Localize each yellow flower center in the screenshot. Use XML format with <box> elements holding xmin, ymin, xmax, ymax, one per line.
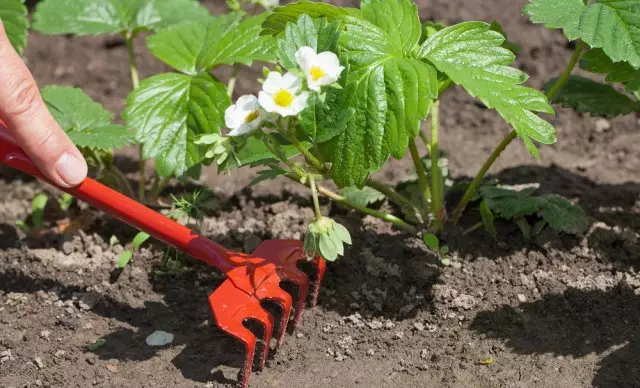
<box><xmin>310</xmin><ymin>66</ymin><xmax>325</xmax><ymax>81</ymax></box>
<box><xmin>244</xmin><ymin>110</ymin><xmax>260</xmax><ymax>123</ymax></box>
<box><xmin>274</xmin><ymin>89</ymin><xmax>294</xmax><ymax>107</ymax></box>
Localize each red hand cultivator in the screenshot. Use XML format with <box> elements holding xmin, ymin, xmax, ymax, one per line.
<box><xmin>0</xmin><ymin>122</ymin><xmax>326</xmax><ymax>387</ymax></box>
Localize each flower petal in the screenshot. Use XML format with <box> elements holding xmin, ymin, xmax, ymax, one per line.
<box><xmin>258</xmin><ymin>91</ymin><xmax>278</xmax><ymax>114</ymax></box>
<box><xmin>295</xmin><ymin>46</ymin><xmax>317</xmax><ymax>73</ymax></box>
<box><xmin>227</xmin><ymin>123</ymin><xmax>256</xmax><ymax>137</ymax></box>
<box><xmin>236</xmin><ymin>95</ymin><xmax>259</xmax><ymax>110</ymax></box>
<box><xmin>282</xmin><ymin>72</ymin><xmax>302</xmax><ymax>93</ymax></box>
<box><xmin>263</xmin><ymin>72</ymin><xmax>284</xmax><ymax>94</ymax></box>
<box><xmin>225</xmin><ymin>105</ymin><xmax>243</xmax><ymax>129</ymax></box>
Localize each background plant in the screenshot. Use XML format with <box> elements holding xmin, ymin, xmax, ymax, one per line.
<box><xmin>5</xmin><ymin>0</ymin><xmax>623</xmax><ymax>264</ymax></box>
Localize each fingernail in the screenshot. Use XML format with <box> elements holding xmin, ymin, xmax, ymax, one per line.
<box><xmin>55</xmin><ymin>153</ymin><xmax>87</xmax><ymax>186</ymax></box>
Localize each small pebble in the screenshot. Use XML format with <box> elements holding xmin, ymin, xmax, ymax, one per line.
<box><xmin>33</xmin><ymin>357</ymin><xmax>44</xmax><ymax>369</ymax></box>
<box><xmin>517</xmin><ymin>294</ymin><xmax>527</xmax><ymax>303</ymax></box>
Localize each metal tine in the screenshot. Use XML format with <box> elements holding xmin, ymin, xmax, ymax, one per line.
<box><xmin>209</xmin><ymin>280</ymin><xmax>274</xmax><ymax>388</ymax></box>
<box><xmin>254</xmin><ymin>285</ymin><xmax>292</xmax><ymax>348</ymax></box>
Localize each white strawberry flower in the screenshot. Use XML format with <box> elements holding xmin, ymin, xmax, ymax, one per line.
<box><xmin>295</xmin><ymin>46</ymin><xmax>345</xmax><ymax>92</ymax></box>
<box><xmin>224</xmin><ymin>95</ymin><xmax>268</xmax><ymax>137</ymax></box>
<box><xmin>258</xmin><ymin>72</ymin><xmax>309</xmax><ymax>117</ymax></box>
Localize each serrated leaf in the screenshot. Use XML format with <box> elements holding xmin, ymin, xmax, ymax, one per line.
<box><xmin>33</xmin><ymin>0</ymin><xmax>210</xmax><ymax>36</ymax></box>
<box><xmin>524</xmin><ymin>0</ymin><xmax>587</xmax><ymax>40</ymax></box>
<box><xmin>525</xmin><ymin>0</ymin><xmax>640</xmax><ymax>68</ymax></box>
<box><xmin>261</xmin><ymin>1</ymin><xmax>360</xmax><ymax>35</ymax></box>
<box><xmin>300</xmin><ymin>91</ymin><xmax>353</xmax><ymax>144</ymax></box>
<box><xmin>268</xmin><ymin>0</ymin><xmax>438</xmax><ymax>187</ymax></box>
<box><xmin>582</xmin><ymin>48</ymin><xmax>640</xmax><ymax>94</ymax></box>
<box><xmin>481</xmin><ymin>186</ymin><xmax>588</xmax><ymax>235</ymax></box>
<box><xmin>488</xmin><ymin>20</ymin><xmax>522</xmax><ymax>54</ymax></box>
<box><xmin>339</xmin><ymin>186</ymin><xmax>385</xmax><ymax>207</ymax></box>
<box><xmin>123</xmin><ymin>72</ymin><xmax>230</xmax><ymax>178</ymax></box>
<box><xmin>42</xmin><ymin>86</ymin><xmax>134</xmax><ymax>150</ymax></box>
<box><xmin>277</xmin><ymin>14</ymin><xmax>340</xmax><ymax>70</ymax></box>
<box><xmin>419</xmin><ymin>22</ymin><xmax>556</xmax><ymax>158</ymax></box>
<box><xmin>545</xmin><ymin>75</ymin><xmax>638</xmax><ymax>118</ymax></box>
<box><xmin>538</xmin><ymin>195</ymin><xmax>588</xmax><ymax>235</ymax></box>
<box><xmin>249</xmin><ymin>166</ymin><xmax>287</xmax><ymax>186</ymax></box>
<box><xmin>147</xmin><ymin>13</ymin><xmax>276</xmax><ymax>76</ymax></box>
<box><xmin>0</xmin><ymin>0</ymin><xmax>28</xmax><ymax>55</ymax></box>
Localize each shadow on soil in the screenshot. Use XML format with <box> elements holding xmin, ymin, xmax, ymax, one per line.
<box><xmin>1</xmin><ymin>164</ymin><xmax>639</xmax><ymax>385</ymax></box>
<box><xmin>446</xmin><ymin>164</ymin><xmax>640</xmax><ymax>265</ymax></box>
<box><xmin>470</xmin><ymin>286</ymin><xmax>640</xmax><ymax>388</ymax></box>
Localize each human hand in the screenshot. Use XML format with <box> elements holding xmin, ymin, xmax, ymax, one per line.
<box><xmin>0</xmin><ymin>20</ymin><xmax>87</xmax><ymax>187</ymax></box>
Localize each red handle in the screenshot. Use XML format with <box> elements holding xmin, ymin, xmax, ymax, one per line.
<box><xmin>0</xmin><ymin>122</ymin><xmax>236</xmax><ymax>273</ymax></box>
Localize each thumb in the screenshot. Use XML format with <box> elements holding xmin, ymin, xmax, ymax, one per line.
<box><xmin>0</xmin><ymin>20</ymin><xmax>87</xmax><ymax>188</ymax></box>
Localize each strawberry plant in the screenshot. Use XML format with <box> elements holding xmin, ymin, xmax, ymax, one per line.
<box><xmin>3</xmin><ymin>0</ymin><xmax>605</xmax><ymax>264</ymax></box>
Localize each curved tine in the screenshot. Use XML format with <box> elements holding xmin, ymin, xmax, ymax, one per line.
<box><xmin>208</xmin><ymin>282</ymin><xmax>259</xmax><ymax>388</ymax></box>
<box><xmin>245</xmin><ymin>305</ymin><xmax>275</xmax><ymax>371</ymax></box>
<box><xmin>309</xmin><ymin>257</ymin><xmax>327</xmax><ymax>307</ymax></box>
<box><xmin>276</xmin><ymin>267</ymin><xmax>310</xmax><ymax>329</ymax></box>
<box><xmin>255</xmin><ymin>284</ymin><xmax>293</xmax><ymax>348</ymax></box>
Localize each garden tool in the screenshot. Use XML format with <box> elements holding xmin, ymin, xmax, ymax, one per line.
<box><xmin>0</xmin><ymin>122</ymin><xmax>326</xmax><ymax>388</ymax></box>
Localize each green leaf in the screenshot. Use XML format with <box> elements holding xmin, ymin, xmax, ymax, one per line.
<box><xmin>42</xmin><ymin>86</ymin><xmax>135</xmax><ymax>150</ymax></box>
<box><xmin>481</xmin><ymin>186</ymin><xmax>588</xmax><ymax>235</ymax></box>
<box><xmin>422</xmin><ymin>233</ymin><xmax>440</xmax><ymax>251</ymax></box>
<box><xmin>303</xmin><ymin>231</ymin><xmax>318</xmax><ymax>257</ymax></box>
<box><xmin>318</xmin><ymin>232</ymin><xmax>338</xmax><ymax>261</ymax></box>
<box><xmin>132</xmin><ymin>231</ymin><xmax>150</xmax><ymax>249</ymax></box>
<box><xmin>33</xmin><ymin>0</ymin><xmax>211</xmax><ymax>36</ymax></box>
<box><xmin>31</xmin><ymin>193</ymin><xmax>48</xmax><ymax>227</ymax></box>
<box><xmin>419</xmin><ymin>22</ymin><xmax>556</xmax><ymax>158</ymax></box>
<box><xmin>488</xmin><ymin>20</ymin><xmax>522</xmax><ymax>54</ymax></box>
<box><xmin>117</xmin><ymin>251</ymin><xmax>133</xmax><ymax>268</ymax></box>
<box><xmin>479</xmin><ymin>199</ymin><xmax>497</xmax><ymax>238</ymax></box>
<box><xmin>339</xmin><ymin>186</ymin><xmax>385</xmax><ymax>207</ymax></box>
<box><xmin>87</xmin><ymin>339</ymin><xmax>106</xmax><ymax>351</ymax></box>
<box><xmin>147</xmin><ymin>13</ymin><xmax>276</xmax><ymax>76</ymax></box>
<box><xmin>581</xmin><ymin>48</ymin><xmax>640</xmax><ymax>93</ymax></box>
<box><xmin>545</xmin><ymin>75</ymin><xmax>638</xmax><ymax>118</ymax></box>
<box><xmin>0</xmin><ymin>0</ymin><xmax>28</xmax><ymax>55</ymax></box>
<box><xmin>123</xmin><ymin>72</ymin><xmax>230</xmax><ymax>178</ymax></box>
<box><xmin>249</xmin><ymin>166</ymin><xmax>287</xmax><ymax>186</ymax></box>
<box><xmin>524</xmin><ymin>0</ymin><xmax>587</xmax><ymax>40</ymax></box>
<box><xmin>261</xmin><ymin>1</ymin><xmax>360</xmax><ymax>36</ymax></box>
<box><xmin>277</xmin><ymin>14</ymin><xmax>341</xmax><ymax>70</ymax></box>
<box><xmin>299</xmin><ymin>92</ymin><xmax>352</xmax><ymax>144</ymax></box>
<box><xmin>332</xmin><ymin>222</ymin><xmax>352</xmax><ymax>245</ymax></box>
<box><xmin>525</xmin><ymin>0</ymin><xmax>640</xmax><ymax>68</ymax></box>
<box><xmin>538</xmin><ymin>195</ymin><xmax>588</xmax><ymax>235</ymax></box>
<box><xmin>268</xmin><ymin>0</ymin><xmax>438</xmax><ymax>187</ymax></box>
<box><xmin>220</xmin><ymin>137</ymin><xmax>301</xmax><ymax>170</ymax></box>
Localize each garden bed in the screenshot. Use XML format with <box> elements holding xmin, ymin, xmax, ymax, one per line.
<box><xmin>1</xmin><ymin>1</ymin><xmax>640</xmax><ymax>387</ymax></box>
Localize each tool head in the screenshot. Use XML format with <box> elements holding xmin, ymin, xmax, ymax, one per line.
<box><xmin>208</xmin><ymin>240</ymin><xmax>326</xmax><ymax>388</ymax></box>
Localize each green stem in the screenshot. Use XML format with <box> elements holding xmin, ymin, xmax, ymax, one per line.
<box><xmin>285</xmin><ymin>173</ymin><xmax>417</xmax><ymax>234</ymax></box>
<box><xmin>110</xmin><ymin>166</ymin><xmax>136</xmax><ymax>199</ymax></box>
<box><xmin>451</xmin><ymin>40</ymin><xmax>587</xmax><ymax>224</ymax></box>
<box><xmin>125</xmin><ymin>33</ymin><xmax>146</xmax><ymax>203</ymax></box>
<box><xmin>429</xmin><ymin>100</ymin><xmax>444</xmax><ymax>229</ymax></box>
<box><xmin>408</xmin><ymin>138</ymin><xmax>431</xmax><ymax>222</ymax></box>
<box><xmin>309</xmin><ymin>176</ymin><xmax>323</xmax><ymax>220</ymax></box>
<box><xmin>546</xmin><ymin>40</ymin><xmax>586</xmax><ymax>101</ymax></box>
<box><xmin>364</xmin><ymin>178</ymin><xmax>417</xmax><ymax>211</ymax></box>
<box><xmin>227</xmin><ymin>65</ymin><xmax>238</xmax><ymax>98</ymax></box>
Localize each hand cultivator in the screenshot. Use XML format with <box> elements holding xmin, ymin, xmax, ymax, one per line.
<box><xmin>0</xmin><ymin>122</ymin><xmax>326</xmax><ymax>388</ymax></box>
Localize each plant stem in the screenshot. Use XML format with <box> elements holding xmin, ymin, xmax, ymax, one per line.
<box><xmin>408</xmin><ymin>138</ymin><xmax>431</xmax><ymax>222</ymax></box>
<box><xmin>451</xmin><ymin>40</ymin><xmax>587</xmax><ymax>224</ymax></box>
<box><xmin>309</xmin><ymin>176</ymin><xmax>323</xmax><ymax>220</ymax></box>
<box><xmin>546</xmin><ymin>40</ymin><xmax>586</xmax><ymax>101</ymax></box>
<box><xmin>285</xmin><ymin>173</ymin><xmax>417</xmax><ymax>234</ymax></box>
<box><xmin>429</xmin><ymin>100</ymin><xmax>444</xmax><ymax>229</ymax></box>
<box><xmin>281</xmin><ymin>128</ymin><xmax>417</xmax><ymax>213</ymax></box>
<box><xmin>364</xmin><ymin>178</ymin><xmax>416</xmax><ymax>210</ymax></box>
<box><xmin>125</xmin><ymin>33</ymin><xmax>146</xmax><ymax>203</ymax></box>
<box><xmin>110</xmin><ymin>166</ymin><xmax>136</xmax><ymax>199</ymax></box>
<box><xmin>227</xmin><ymin>65</ymin><xmax>238</xmax><ymax>98</ymax></box>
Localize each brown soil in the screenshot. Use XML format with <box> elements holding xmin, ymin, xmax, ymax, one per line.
<box><xmin>2</xmin><ymin>1</ymin><xmax>640</xmax><ymax>388</ymax></box>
